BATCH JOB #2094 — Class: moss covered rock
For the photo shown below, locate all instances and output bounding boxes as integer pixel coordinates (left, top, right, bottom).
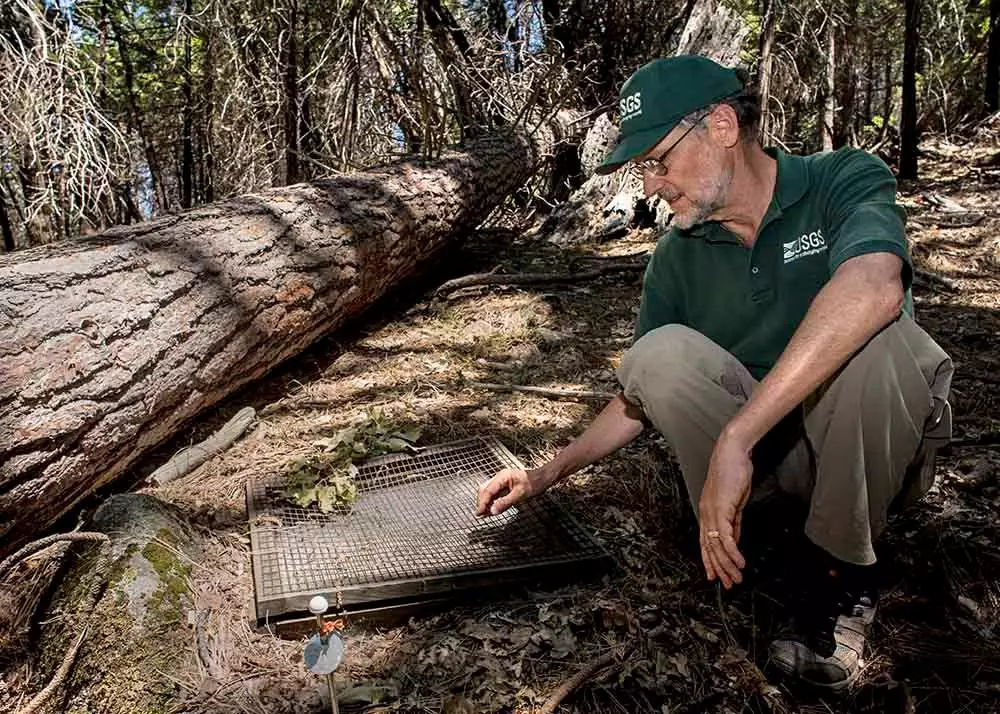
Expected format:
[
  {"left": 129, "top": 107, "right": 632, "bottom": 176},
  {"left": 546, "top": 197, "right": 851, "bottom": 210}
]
[{"left": 39, "top": 494, "right": 200, "bottom": 714}]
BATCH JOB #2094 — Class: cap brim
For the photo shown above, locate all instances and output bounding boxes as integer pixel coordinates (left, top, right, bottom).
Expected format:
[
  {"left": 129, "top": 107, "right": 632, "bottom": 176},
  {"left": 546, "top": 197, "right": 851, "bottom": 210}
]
[{"left": 594, "top": 123, "right": 676, "bottom": 175}]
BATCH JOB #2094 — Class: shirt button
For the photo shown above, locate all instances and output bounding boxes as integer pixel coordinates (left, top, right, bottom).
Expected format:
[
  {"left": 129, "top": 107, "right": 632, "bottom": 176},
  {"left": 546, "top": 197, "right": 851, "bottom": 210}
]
[{"left": 751, "top": 266, "right": 760, "bottom": 274}]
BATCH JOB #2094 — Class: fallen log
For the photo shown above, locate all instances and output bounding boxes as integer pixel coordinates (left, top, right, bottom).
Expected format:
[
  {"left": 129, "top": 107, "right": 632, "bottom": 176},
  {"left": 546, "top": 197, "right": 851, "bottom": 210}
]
[{"left": 0, "top": 126, "right": 559, "bottom": 557}]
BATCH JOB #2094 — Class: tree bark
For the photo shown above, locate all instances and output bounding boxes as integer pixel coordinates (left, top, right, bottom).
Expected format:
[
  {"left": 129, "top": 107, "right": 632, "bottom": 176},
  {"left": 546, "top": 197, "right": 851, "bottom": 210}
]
[
  {"left": 900, "top": 0, "right": 921, "bottom": 179},
  {"left": 0, "top": 126, "right": 555, "bottom": 559},
  {"left": 757, "top": 0, "right": 778, "bottom": 142},
  {"left": 674, "top": 0, "right": 750, "bottom": 66},
  {"left": 835, "top": 20, "right": 857, "bottom": 147},
  {"left": 0, "top": 183, "right": 15, "bottom": 252},
  {"left": 987, "top": 0, "right": 999, "bottom": 115},
  {"left": 881, "top": 55, "right": 894, "bottom": 142},
  {"left": 181, "top": 0, "right": 195, "bottom": 208},
  {"left": 280, "top": 0, "right": 301, "bottom": 186},
  {"left": 820, "top": 18, "right": 836, "bottom": 152}
]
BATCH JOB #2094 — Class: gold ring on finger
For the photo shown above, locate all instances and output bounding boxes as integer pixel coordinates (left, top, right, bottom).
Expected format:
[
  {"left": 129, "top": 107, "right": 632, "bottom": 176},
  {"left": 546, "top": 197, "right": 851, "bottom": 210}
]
[{"left": 706, "top": 529, "right": 721, "bottom": 540}]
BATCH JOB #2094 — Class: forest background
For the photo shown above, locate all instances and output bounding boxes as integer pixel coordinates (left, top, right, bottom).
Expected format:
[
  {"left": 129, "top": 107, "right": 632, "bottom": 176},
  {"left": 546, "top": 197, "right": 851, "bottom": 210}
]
[{"left": 1, "top": 0, "right": 998, "bottom": 249}]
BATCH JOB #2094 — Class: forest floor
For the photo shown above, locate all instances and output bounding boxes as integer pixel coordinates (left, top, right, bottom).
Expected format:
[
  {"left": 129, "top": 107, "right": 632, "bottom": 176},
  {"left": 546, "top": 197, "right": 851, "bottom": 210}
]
[{"left": 6, "top": 136, "right": 1000, "bottom": 714}]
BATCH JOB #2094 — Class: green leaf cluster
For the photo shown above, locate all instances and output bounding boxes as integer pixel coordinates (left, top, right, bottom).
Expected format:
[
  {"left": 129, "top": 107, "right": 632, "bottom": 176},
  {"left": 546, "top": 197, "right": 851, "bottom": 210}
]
[{"left": 282, "top": 408, "right": 422, "bottom": 513}]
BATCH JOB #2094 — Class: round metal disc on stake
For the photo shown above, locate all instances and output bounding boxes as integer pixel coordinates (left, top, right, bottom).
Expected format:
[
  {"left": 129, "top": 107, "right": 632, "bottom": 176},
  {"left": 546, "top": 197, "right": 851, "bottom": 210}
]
[
  {"left": 304, "top": 632, "right": 344, "bottom": 675},
  {"left": 309, "top": 595, "right": 329, "bottom": 615}
]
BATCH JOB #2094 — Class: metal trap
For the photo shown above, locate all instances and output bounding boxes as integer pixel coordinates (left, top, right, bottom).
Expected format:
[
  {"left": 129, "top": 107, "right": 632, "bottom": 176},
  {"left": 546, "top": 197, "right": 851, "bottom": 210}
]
[{"left": 247, "top": 437, "right": 611, "bottom": 624}]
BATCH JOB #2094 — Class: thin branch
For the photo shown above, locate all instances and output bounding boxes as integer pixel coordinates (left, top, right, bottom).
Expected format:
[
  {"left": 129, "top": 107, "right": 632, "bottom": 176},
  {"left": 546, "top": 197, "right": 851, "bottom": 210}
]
[
  {"left": 538, "top": 651, "right": 622, "bottom": 714},
  {"left": 435, "top": 261, "right": 647, "bottom": 295},
  {"left": 465, "top": 381, "right": 616, "bottom": 402}
]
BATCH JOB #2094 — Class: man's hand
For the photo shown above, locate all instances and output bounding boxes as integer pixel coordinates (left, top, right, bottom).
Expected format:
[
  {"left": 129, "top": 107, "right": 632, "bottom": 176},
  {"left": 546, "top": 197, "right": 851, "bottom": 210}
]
[
  {"left": 477, "top": 468, "right": 548, "bottom": 516},
  {"left": 698, "top": 431, "right": 752, "bottom": 588}
]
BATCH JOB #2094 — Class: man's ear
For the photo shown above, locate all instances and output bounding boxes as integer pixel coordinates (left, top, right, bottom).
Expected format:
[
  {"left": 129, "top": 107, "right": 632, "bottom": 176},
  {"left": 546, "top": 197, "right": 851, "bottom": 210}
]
[{"left": 708, "top": 104, "right": 741, "bottom": 149}]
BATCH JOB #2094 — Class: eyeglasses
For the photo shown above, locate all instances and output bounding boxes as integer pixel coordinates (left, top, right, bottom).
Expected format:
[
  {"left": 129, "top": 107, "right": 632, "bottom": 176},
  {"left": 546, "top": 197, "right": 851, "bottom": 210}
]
[{"left": 627, "top": 112, "right": 709, "bottom": 179}]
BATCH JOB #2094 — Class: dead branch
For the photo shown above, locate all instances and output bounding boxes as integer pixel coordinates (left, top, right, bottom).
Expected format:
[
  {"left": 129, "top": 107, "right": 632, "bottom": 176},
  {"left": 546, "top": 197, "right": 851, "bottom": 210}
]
[
  {"left": 16, "top": 626, "right": 90, "bottom": 714},
  {"left": 12, "top": 537, "right": 111, "bottom": 714},
  {"left": 949, "top": 431, "right": 1000, "bottom": 448},
  {"left": 538, "top": 651, "right": 620, "bottom": 714},
  {"left": 913, "top": 267, "right": 960, "bottom": 293},
  {"left": 0, "top": 531, "right": 109, "bottom": 583},
  {"left": 436, "top": 261, "right": 647, "bottom": 295},
  {"left": 465, "top": 381, "right": 616, "bottom": 402},
  {"left": 147, "top": 407, "right": 256, "bottom": 487}
]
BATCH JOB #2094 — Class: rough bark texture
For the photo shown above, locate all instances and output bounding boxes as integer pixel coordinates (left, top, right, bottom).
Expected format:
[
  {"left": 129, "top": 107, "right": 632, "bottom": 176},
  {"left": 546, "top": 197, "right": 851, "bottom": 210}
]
[
  {"left": 757, "top": 0, "right": 778, "bottom": 142},
  {"left": 820, "top": 20, "right": 836, "bottom": 152},
  {"left": 673, "top": 0, "right": 750, "bottom": 65},
  {"left": 900, "top": 0, "right": 921, "bottom": 179},
  {"left": 0, "top": 127, "right": 552, "bottom": 558}
]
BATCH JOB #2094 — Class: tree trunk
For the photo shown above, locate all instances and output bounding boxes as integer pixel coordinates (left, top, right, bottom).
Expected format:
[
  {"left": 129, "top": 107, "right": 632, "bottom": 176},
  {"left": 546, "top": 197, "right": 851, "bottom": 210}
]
[
  {"left": 820, "top": 18, "right": 835, "bottom": 152},
  {"left": 862, "top": 33, "right": 874, "bottom": 136},
  {"left": 281, "top": 0, "right": 300, "bottom": 185},
  {"left": 987, "top": 0, "right": 999, "bottom": 115},
  {"left": 881, "top": 55, "right": 894, "bottom": 142},
  {"left": 757, "top": 0, "right": 778, "bottom": 142},
  {"left": 0, "top": 127, "right": 556, "bottom": 559},
  {"left": 0, "top": 184, "right": 15, "bottom": 252},
  {"left": 835, "top": 20, "right": 857, "bottom": 147},
  {"left": 112, "top": 17, "right": 163, "bottom": 214},
  {"left": 182, "top": 0, "right": 194, "bottom": 208},
  {"left": 900, "top": 0, "right": 921, "bottom": 179},
  {"left": 674, "top": 0, "right": 750, "bottom": 66},
  {"left": 423, "top": 0, "right": 484, "bottom": 134}
]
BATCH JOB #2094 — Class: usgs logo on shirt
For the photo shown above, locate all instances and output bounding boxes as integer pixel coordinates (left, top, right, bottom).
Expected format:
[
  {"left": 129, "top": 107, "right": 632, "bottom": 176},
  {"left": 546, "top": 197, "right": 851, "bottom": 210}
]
[
  {"left": 783, "top": 229, "right": 827, "bottom": 264},
  {"left": 620, "top": 92, "right": 642, "bottom": 122}
]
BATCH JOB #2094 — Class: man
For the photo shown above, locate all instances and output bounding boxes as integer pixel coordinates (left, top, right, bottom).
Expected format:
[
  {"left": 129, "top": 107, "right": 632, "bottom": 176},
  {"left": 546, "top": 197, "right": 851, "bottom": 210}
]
[{"left": 476, "top": 55, "right": 953, "bottom": 690}]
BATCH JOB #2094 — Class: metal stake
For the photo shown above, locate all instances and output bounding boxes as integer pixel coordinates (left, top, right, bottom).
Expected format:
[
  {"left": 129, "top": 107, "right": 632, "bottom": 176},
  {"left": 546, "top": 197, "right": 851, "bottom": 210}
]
[{"left": 308, "top": 595, "right": 339, "bottom": 714}]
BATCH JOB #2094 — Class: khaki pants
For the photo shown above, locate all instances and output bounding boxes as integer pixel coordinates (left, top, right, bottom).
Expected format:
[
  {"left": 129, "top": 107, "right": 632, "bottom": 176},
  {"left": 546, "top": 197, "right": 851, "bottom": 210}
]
[{"left": 617, "top": 315, "right": 953, "bottom": 565}]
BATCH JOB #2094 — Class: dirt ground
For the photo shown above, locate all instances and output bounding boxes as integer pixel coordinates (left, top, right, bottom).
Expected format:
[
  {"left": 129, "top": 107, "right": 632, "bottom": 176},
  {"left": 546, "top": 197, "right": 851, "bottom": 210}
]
[{"left": 4, "top": 137, "right": 1000, "bottom": 714}]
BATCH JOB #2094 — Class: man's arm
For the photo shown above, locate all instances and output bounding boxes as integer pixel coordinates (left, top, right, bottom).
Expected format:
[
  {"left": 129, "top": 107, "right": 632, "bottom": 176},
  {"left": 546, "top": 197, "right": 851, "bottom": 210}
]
[
  {"left": 477, "top": 393, "right": 646, "bottom": 515},
  {"left": 699, "top": 251, "right": 904, "bottom": 587},
  {"left": 729, "top": 251, "right": 904, "bottom": 448}
]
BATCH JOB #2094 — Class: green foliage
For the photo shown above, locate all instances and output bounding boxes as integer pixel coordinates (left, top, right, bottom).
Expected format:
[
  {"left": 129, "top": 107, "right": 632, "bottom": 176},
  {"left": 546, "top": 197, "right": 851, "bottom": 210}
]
[{"left": 282, "top": 408, "right": 422, "bottom": 513}]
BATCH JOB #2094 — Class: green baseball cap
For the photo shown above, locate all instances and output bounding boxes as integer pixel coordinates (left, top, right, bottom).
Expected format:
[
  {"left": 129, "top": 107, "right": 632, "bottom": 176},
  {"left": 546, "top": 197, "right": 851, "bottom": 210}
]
[{"left": 595, "top": 55, "right": 744, "bottom": 175}]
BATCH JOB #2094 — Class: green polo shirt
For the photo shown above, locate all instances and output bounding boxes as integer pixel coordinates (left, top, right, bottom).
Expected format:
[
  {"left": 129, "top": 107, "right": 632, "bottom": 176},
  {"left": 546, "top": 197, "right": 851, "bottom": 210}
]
[{"left": 633, "top": 147, "right": 913, "bottom": 380}]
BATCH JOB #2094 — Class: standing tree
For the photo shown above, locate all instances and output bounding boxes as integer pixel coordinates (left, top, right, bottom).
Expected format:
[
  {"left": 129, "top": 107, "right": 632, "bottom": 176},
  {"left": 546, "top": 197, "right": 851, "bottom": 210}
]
[
  {"left": 988, "top": 0, "right": 1000, "bottom": 115},
  {"left": 900, "top": 0, "right": 921, "bottom": 179},
  {"left": 820, "top": 13, "right": 836, "bottom": 151},
  {"left": 757, "top": 0, "right": 779, "bottom": 143}
]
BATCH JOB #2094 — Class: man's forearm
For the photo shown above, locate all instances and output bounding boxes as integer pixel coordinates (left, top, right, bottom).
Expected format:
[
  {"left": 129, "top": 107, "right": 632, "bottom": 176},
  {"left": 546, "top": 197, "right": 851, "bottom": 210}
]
[
  {"left": 537, "top": 393, "right": 646, "bottom": 487},
  {"left": 725, "top": 254, "right": 905, "bottom": 450}
]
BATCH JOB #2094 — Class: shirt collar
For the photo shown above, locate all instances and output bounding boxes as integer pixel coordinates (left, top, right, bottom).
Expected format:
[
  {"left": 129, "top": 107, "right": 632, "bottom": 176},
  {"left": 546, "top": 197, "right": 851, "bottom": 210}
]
[{"left": 768, "top": 147, "right": 809, "bottom": 210}]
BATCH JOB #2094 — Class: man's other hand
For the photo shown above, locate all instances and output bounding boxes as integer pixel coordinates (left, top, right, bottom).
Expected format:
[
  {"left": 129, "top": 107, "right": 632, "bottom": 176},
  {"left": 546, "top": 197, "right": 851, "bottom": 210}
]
[
  {"left": 477, "top": 468, "right": 545, "bottom": 516},
  {"left": 698, "top": 431, "right": 752, "bottom": 588}
]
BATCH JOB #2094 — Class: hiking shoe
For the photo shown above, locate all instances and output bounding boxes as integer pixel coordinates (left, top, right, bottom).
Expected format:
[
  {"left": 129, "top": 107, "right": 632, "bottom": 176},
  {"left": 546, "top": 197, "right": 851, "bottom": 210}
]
[{"left": 769, "top": 586, "right": 877, "bottom": 691}]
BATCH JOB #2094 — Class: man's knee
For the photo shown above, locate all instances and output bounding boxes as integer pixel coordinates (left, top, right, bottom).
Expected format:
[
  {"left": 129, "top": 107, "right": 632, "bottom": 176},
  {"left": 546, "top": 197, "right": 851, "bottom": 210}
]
[
  {"left": 617, "top": 324, "right": 751, "bottom": 407},
  {"left": 618, "top": 324, "right": 709, "bottom": 397}
]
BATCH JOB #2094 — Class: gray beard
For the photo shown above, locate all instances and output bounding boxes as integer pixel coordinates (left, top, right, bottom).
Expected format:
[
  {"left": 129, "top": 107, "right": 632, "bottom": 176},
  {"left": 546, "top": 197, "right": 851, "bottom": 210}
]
[{"left": 672, "top": 169, "right": 732, "bottom": 230}]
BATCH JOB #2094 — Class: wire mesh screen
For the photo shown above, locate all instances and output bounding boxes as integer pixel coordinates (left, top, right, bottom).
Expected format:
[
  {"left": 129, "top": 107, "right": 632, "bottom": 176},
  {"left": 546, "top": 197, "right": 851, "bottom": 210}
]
[{"left": 247, "top": 437, "right": 611, "bottom": 622}]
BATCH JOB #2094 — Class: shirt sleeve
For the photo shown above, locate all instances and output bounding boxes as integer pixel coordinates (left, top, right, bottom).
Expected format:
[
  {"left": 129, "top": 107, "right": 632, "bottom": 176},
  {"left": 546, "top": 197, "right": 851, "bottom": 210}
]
[
  {"left": 821, "top": 148, "right": 912, "bottom": 290},
  {"left": 633, "top": 233, "right": 684, "bottom": 343}
]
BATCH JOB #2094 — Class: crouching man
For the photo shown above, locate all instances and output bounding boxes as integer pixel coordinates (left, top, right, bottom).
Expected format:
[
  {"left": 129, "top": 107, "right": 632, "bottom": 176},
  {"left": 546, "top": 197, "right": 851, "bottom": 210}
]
[{"left": 476, "top": 55, "right": 953, "bottom": 691}]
